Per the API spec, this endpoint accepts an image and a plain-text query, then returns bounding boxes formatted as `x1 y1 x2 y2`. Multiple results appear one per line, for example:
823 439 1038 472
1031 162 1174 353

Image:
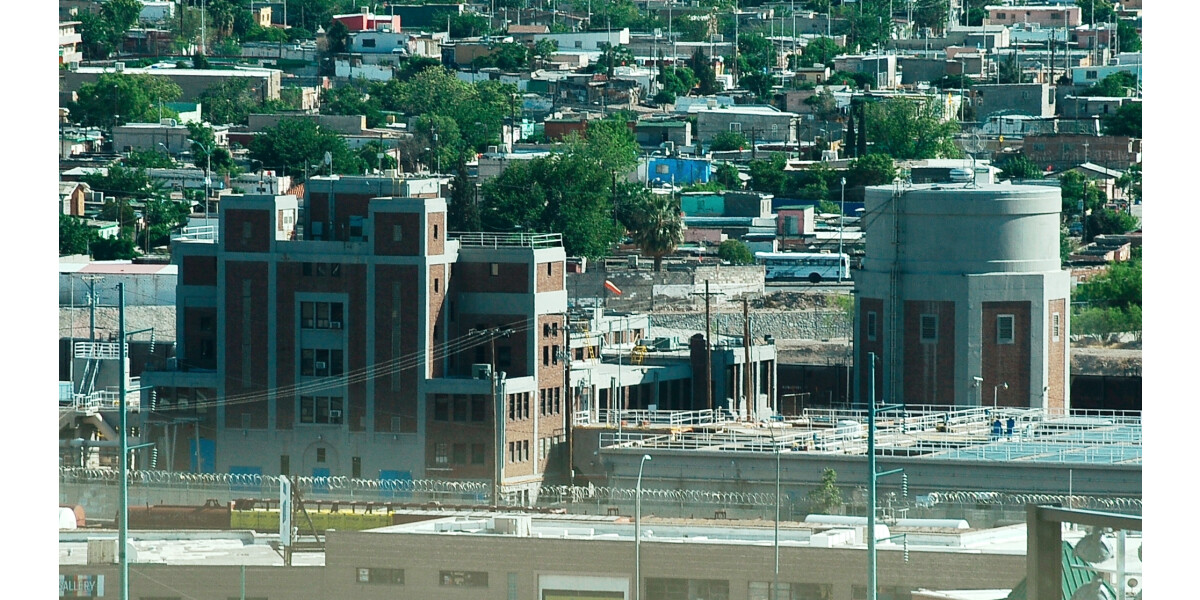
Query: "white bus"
756 252 850 283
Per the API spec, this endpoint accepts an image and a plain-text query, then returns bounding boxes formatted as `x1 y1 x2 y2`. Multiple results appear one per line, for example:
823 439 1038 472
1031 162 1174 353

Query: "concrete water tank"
862 184 1063 276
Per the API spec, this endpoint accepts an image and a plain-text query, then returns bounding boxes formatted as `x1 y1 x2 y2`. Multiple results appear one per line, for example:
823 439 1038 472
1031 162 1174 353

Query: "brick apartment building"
854 184 1070 411
142 178 569 503
1023 133 1141 171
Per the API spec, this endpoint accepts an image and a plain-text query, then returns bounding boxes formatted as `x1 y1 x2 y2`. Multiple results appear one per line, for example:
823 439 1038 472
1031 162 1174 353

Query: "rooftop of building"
588 406 1140 467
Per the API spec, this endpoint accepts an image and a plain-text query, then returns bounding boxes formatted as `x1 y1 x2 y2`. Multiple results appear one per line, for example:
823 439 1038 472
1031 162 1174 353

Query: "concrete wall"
568 266 764 312
650 310 851 341
973 83 1055 122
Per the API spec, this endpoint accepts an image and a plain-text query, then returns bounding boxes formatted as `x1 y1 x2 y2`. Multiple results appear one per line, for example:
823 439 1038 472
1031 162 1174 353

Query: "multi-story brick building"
142 180 569 503
853 184 1070 411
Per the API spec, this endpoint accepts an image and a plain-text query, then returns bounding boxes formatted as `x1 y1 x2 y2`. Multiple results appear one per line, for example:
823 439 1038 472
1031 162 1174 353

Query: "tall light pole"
838 177 846 282
973 376 983 406
993 381 1008 412
187 138 213 229
635 454 652 600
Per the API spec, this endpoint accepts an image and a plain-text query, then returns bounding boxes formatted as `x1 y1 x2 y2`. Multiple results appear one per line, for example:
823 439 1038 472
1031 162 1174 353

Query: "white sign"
279 475 292 547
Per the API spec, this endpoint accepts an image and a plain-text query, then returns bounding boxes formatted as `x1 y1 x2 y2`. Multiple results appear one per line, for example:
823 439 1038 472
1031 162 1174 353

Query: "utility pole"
742 295 752 421
83 275 105 342
474 327 513 505
690 281 723 412
118 282 129 600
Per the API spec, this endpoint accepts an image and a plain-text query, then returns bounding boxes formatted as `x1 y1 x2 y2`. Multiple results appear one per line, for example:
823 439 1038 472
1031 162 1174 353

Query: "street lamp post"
635 454 652 600
838 177 846 282
993 381 1008 412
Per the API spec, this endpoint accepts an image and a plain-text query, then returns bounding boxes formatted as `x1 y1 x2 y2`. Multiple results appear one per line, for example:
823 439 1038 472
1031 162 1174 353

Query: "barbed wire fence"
60 468 1140 526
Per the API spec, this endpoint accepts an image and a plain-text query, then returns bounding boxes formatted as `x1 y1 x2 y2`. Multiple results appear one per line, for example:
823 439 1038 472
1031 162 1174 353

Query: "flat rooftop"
591 406 1141 467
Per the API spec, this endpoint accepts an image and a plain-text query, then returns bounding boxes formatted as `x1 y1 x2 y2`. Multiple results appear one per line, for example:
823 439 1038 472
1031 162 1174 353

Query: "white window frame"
997 314 1016 344
920 314 938 343
1052 313 1061 342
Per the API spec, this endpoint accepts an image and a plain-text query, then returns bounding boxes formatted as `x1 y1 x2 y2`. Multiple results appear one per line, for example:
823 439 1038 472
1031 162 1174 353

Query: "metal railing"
451 231 562 249
171 225 218 242
587 409 732 427
69 380 141 413
74 341 125 360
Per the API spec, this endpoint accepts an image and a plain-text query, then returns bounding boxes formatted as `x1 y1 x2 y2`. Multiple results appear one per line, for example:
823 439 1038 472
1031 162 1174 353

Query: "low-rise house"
65 66 282 103
634 120 692 149
331 10 402 32
972 83 1056 122
1059 96 1136 119
985 4 1082 28
692 105 798 147
112 121 228 155
640 156 712 187
59 21 82 68
832 54 898 89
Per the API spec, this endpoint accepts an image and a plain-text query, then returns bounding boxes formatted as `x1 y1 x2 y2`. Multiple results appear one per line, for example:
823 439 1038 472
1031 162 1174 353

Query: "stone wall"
650 310 852 341
568 264 764 311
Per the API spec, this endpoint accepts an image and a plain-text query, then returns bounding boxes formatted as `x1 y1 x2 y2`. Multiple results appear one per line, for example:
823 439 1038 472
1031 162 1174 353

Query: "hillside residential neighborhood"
55 1 1144 599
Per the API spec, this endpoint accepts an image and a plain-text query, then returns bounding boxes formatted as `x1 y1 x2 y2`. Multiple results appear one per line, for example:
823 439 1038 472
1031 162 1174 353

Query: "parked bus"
755 252 850 283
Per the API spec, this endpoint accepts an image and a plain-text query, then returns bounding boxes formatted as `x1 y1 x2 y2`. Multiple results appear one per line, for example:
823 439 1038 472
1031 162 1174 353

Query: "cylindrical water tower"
854 183 1070 411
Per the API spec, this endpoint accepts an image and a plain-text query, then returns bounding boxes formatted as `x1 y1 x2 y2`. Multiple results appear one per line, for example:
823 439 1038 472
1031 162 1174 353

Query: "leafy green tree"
998 53 1027 84
248 118 363 181
747 154 789 196
1059 171 1106 218
441 12 490 37
807 468 844 514
710 131 749 152
913 0 949 35
966 6 987 26
449 152 481 231
718 239 755 265
1071 250 1141 334
141 198 192 249
192 51 210 69
1103 102 1141 137
78 0 144 59
826 70 874 89
325 20 350 54
68 74 183 129
864 97 961 159
377 67 515 153
124 148 176 169
735 32 773 74
1116 20 1141 53
569 117 640 175
658 66 697 97
739 71 775 102
357 141 398 173
1078 71 1137 97
1117 164 1141 205
845 153 896 188
798 37 843 68
932 74 974 90
624 193 685 271
394 56 443 81
197 78 263 125
690 49 719 95
1085 208 1139 242
321 83 385 128
1076 0 1116 24
60 214 98 256
187 122 237 175
91 235 140 260
998 154 1044 180
653 90 677 105
82 165 165 200
804 88 841 123
474 42 533 71
714 163 741 189
592 43 635 77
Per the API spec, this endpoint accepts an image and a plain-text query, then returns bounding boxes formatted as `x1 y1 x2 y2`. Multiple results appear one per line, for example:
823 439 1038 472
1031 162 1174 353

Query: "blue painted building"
643 157 712 187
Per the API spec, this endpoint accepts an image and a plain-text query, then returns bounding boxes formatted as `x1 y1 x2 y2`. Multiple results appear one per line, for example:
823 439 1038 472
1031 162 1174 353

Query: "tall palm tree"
627 192 685 272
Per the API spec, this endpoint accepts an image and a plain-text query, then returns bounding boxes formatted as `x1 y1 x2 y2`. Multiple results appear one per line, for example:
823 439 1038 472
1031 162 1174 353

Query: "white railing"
74 341 125 360
172 225 218 242
71 384 140 413
588 409 733 427
452 231 562 249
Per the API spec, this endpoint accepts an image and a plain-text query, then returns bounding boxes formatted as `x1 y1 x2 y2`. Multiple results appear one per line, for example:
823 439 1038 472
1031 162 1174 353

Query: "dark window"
920 314 938 343
471 396 486 421
453 396 468 422
280 454 290 476
471 443 486 464
439 571 489 587
362 38 376 48
452 443 467 464
867 311 878 341
357 567 404 584
316 448 326 463
997 314 1015 344
352 456 361 478
434 395 450 421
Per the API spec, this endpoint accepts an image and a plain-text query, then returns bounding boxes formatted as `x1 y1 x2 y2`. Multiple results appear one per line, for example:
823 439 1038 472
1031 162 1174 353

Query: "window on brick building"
472 443 486 464
490 263 500 276
867 311 878 341
435 443 448 464
997 314 1015 344
1052 313 1061 341
920 314 938 343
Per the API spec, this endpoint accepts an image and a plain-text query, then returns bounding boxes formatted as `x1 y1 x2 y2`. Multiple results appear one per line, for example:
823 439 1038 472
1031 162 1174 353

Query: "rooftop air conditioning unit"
114 62 126 72
329 410 342 418
472 363 493 380
159 118 178 127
